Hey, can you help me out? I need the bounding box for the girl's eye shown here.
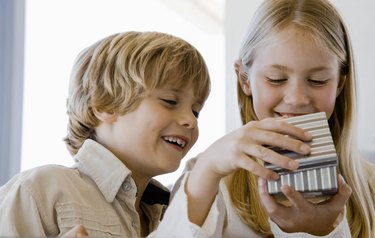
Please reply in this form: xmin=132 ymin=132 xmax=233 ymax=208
xmin=266 ymin=77 xmax=287 ymax=85
xmin=161 ymin=99 xmax=177 ymax=106
xmin=192 ymin=110 xmax=199 ymax=118
xmin=308 ymin=79 xmax=327 ymax=86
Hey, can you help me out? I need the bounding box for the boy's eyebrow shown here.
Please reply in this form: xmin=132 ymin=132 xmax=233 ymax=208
xmin=163 ymin=88 xmax=205 ymax=105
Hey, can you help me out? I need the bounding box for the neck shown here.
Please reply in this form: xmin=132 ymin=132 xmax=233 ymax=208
xmin=132 ymin=174 xmax=151 ymax=236
xmin=132 ymin=173 xmax=151 ymax=210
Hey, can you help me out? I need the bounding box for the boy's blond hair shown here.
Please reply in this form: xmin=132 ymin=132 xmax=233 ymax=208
xmin=232 ymin=0 xmax=374 ymax=237
xmin=64 ymin=31 xmax=210 ymax=155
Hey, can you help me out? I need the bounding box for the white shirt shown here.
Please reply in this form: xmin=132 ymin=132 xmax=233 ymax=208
xmin=151 ymin=158 xmax=352 ymax=238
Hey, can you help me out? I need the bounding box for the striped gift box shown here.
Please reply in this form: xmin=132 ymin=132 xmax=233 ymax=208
xmin=265 ymin=112 xmax=338 ymax=202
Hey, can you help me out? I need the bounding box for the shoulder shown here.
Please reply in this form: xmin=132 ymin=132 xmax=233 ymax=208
xmin=0 ymin=165 xmax=80 ymax=198
xmin=17 ymin=164 xmax=78 ymax=185
xmin=184 ymin=157 xmax=198 ymax=171
xmin=0 ymin=165 xmax=79 ymax=217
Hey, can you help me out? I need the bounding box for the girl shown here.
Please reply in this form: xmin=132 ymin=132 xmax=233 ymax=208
xmin=154 ymin=0 xmax=375 ymax=237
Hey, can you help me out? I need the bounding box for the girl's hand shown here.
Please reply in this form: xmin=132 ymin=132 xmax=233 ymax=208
xmin=258 ymin=175 xmax=352 ymax=236
xmin=186 ymin=118 xmax=311 ymax=225
xmin=197 ymin=117 xmax=312 ymax=181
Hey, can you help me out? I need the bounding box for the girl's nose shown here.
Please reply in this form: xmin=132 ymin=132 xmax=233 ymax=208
xmin=284 ymin=83 xmax=310 ymax=106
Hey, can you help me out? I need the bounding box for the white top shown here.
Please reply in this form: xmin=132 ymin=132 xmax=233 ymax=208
xmin=151 ymin=158 xmax=352 ymax=238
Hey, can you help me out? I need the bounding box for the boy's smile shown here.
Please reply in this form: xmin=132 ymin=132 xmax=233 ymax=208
xmin=162 ymin=135 xmax=188 ymax=150
xmin=95 ymin=85 xmax=201 ymax=179
xmin=242 ymin=27 xmax=342 ymax=120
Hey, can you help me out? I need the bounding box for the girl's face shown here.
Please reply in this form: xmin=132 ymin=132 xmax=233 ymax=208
xmin=242 ymin=27 xmax=342 ymax=120
xmin=95 ymin=84 xmax=202 ymax=179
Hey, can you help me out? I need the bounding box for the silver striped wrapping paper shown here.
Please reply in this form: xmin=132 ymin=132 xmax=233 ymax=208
xmin=265 ymin=112 xmax=338 ymax=201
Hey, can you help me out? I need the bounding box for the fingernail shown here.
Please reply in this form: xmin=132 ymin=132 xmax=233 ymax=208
xmin=304 ymin=131 xmax=312 ymax=140
xmin=280 ymin=185 xmax=290 ymax=194
xmin=300 ymin=144 xmax=310 ymax=154
xmin=288 ymin=160 xmax=299 ymax=170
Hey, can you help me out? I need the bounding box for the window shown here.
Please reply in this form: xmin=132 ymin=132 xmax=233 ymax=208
xmin=22 ymin=0 xmax=225 ymax=186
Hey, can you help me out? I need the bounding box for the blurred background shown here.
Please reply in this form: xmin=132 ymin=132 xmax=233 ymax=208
xmin=1 ymin=0 xmax=374 ymax=186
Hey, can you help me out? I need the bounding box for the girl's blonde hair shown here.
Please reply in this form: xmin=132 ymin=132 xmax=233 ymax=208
xmin=231 ymin=0 xmax=374 ymax=237
xmin=64 ymin=31 xmax=210 ymax=155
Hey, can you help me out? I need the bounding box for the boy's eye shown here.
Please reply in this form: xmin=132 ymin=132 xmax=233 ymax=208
xmin=266 ymin=77 xmax=287 ymax=85
xmin=192 ymin=110 xmax=199 ymax=118
xmin=162 ymin=99 xmax=177 ymax=106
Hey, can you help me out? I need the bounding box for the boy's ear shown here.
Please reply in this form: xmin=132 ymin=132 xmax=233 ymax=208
xmin=234 ymin=60 xmax=251 ymax=96
xmin=93 ymin=108 xmax=117 ymax=123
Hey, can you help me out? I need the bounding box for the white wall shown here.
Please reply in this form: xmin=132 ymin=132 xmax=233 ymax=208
xmin=330 ymin=0 xmax=375 ymax=161
xmin=21 ymin=0 xmax=225 ymax=186
xmin=225 ymin=0 xmax=261 ymax=133
xmin=225 ymin=0 xmax=375 ymax=162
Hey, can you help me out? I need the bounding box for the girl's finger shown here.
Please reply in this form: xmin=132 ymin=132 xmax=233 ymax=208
xmin=325 ymin=175 xmax=352 ymax=211
xmin=280 ymin=185 xmax=308 ymax=208
xmin=238 ymin=155 xmax=279 ymax=180
xmin=243 ymin=143 xmax=300 ymax=171
xmin=251 ymin=119 xmax=312 ymax=142
xmin=247 ymin=129 xmax=311 ymax=156
xmin=258 ymin=177 xmax=280 ymax=214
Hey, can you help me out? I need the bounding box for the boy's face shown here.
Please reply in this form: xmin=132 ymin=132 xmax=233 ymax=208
xmin=241 ymin=27 xmax=342 ymax=120
xmin=97 ymin=85 xmax=202 ymax=178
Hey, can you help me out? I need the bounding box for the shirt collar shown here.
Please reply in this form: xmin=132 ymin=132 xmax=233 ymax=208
xmin=74 ymin=139 xmax=170 ymax=205
xmin=74 ymin=139 xmax=130 ymax=202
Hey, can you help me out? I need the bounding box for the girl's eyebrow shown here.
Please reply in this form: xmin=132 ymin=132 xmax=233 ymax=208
xmin=305 ymin=66 xmax=335 ymax=73
xmin=264 ymin=64 xmax=292 ymax=73
xmin=265 ymin=64 xmax=334 ymax=73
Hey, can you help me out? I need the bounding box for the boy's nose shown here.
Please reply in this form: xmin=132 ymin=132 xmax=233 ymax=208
xmin=178 ymin=110 xmax=197 ymax=129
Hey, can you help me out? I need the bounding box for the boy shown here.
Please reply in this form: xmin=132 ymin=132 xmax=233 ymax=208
xmin=0 ymin=31 xmax=210 ymax=237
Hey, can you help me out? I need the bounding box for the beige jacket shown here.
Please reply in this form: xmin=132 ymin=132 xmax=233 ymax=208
xmin=0 ymin=139 xmax=169 ymax=237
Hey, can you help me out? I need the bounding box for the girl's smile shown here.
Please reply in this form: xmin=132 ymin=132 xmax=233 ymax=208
xmin=242 ymin=27 xmax=342 ymax=120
